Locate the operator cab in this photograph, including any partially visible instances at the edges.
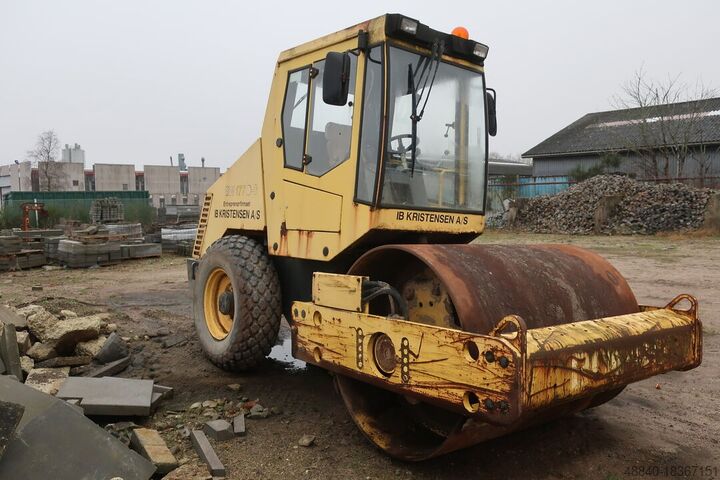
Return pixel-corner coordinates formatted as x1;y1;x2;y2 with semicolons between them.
323;14;497;214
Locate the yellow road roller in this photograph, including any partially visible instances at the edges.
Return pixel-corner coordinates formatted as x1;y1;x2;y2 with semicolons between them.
188;14;702;460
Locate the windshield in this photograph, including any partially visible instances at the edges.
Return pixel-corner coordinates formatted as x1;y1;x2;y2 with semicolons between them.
381;46;486;212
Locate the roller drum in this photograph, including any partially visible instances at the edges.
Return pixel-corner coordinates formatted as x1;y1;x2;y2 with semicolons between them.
336;244;639;460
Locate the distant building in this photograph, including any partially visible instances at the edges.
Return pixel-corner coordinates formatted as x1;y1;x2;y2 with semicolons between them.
523;97;720;183
1;159;221;208
61;143;85;164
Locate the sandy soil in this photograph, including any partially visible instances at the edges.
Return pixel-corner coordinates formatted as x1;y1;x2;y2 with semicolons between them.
1;232;718;480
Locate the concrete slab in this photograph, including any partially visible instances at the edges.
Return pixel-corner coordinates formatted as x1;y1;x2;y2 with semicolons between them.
130;428;178;475
0;375;55;430
64;398;84;415
162;334;187;349
150;384;174;411
56;377;154;416
41;315;104;354
83;355;131;377
35;355;92;368
0;305;26;329
203;419;234;441
26;342;57;362
15;330;31;354
190;429;226;477
95;332;128;364
75;335;107;357
0;396;155;480
24;367;70;395
232;413;246;436
0;322;23;380
0;400;24;460
19;355;34;375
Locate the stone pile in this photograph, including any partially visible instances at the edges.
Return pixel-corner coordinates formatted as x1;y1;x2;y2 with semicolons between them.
0;304;130;393
501;175;715;235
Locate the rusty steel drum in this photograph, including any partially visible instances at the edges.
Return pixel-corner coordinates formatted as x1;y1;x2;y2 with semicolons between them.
336;243;639;460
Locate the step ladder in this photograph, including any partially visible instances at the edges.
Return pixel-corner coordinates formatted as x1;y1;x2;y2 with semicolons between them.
193;194;212;258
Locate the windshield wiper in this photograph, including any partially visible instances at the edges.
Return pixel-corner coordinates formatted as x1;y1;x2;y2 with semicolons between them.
407;64;418;176
406;40;445;176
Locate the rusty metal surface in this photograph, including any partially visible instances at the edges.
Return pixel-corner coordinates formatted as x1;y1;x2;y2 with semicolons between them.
330;244;698;460
291;303;524;422
297;295;701;460
525;295;702;409
348;244;640;334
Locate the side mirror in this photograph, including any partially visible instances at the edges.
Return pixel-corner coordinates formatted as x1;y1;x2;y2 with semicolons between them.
486;88;497;137
323;52;351;106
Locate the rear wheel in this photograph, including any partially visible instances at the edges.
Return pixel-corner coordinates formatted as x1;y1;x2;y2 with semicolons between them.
193;235;281;371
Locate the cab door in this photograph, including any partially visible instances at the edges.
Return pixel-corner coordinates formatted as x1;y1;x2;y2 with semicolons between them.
276;53;358;233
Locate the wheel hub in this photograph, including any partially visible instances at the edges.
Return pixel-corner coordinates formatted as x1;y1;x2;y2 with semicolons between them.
203;268;234;340
218;291;234;315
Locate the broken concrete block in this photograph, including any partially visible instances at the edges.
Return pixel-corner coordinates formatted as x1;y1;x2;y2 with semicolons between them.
25;307;59;341
150;384;173;411
83;355;131;377
162;462;212;480
19;356;34;375
15;330;31;354
130;428;178;475
190;429;226;477
36;355;92;368
41;315;105;354
26;342;58;361
0;306;27;329
152;384;173;399
203;419;234;441
0;322;23;380
232;413;246;436
162;334;187;349
248;403;269;419
24;367;70;395
0;400;24;460
298;434;315;447
95;332;128;364
101;323;118;334
0;376;155;480
75;335;107;357
56;377;154;416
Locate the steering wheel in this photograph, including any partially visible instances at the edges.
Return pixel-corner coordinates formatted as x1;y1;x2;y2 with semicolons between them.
388;134;417;155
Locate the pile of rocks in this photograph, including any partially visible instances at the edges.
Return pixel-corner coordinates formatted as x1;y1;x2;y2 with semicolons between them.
0;304;129;393
499;175;715;235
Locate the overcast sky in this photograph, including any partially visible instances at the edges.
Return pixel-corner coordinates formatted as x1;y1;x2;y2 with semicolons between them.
1;0;718;170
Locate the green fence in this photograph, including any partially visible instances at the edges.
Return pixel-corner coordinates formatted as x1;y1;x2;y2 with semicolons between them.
0;191;154;229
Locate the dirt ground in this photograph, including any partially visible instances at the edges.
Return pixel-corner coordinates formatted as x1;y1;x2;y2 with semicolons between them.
1;231;718;480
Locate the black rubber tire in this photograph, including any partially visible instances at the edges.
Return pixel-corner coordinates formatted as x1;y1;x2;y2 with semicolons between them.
193;235;281;371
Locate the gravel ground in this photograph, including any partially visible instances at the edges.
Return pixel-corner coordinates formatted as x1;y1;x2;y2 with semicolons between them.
1;232;718;480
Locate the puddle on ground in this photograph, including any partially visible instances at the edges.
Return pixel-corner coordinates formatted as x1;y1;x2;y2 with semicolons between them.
268;321;306;370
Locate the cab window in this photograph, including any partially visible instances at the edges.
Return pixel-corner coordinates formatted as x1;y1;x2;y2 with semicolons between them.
281;68;310;170
305;55;357;176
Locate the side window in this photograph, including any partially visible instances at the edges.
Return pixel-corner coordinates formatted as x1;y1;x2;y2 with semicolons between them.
282;68;310;170
356;46;383;203
305;55;357;176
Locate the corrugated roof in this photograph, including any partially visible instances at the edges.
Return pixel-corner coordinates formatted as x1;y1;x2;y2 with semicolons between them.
523;97;720;158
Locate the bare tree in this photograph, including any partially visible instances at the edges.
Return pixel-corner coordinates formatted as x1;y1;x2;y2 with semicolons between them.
612;68;717;180
26;130;66;191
